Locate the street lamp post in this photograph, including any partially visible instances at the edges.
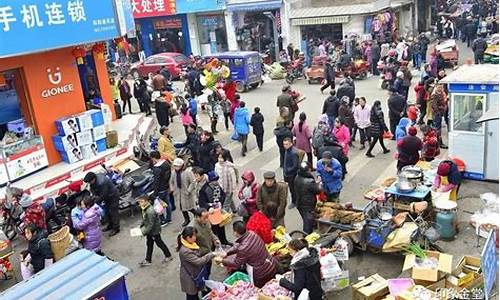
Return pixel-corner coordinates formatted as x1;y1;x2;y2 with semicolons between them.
264;11;280;63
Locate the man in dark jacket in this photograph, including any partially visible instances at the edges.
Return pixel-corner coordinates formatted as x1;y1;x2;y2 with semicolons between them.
137;195;173;267
276;85;294;121
294;162;321;234
25;224;54;274
83;171;121;236
274;120;293;168
387;88;406;138
464;20;478;48
150;151;172;225
133;76;151;115
257;171;288;228
320;59;336;94
371;41;381;75
181;124;200;165
418;34;430;62
336;79;355;106
250;107;265;151
198;131;216;172
472;34;488;64
283;137;299;209
322;90;340;126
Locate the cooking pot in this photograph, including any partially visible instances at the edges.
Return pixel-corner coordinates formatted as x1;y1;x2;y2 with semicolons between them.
400;165;424;184
395;180;416;193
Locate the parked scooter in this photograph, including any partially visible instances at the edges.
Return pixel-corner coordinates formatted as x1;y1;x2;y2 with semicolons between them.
101;164;132;197
285;57;306;84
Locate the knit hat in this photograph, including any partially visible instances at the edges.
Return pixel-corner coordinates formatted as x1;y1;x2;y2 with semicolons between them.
322;151;333;159
173;158;184;167
207;170;219;181
408;126;417;136
437;162;451;176
68;180;83;192
19;195;33;208
263;171;276;179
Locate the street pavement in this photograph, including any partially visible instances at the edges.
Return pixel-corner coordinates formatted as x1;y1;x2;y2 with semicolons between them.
1;41;498;299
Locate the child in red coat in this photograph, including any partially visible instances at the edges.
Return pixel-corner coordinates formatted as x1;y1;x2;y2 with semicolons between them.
421;125;440;161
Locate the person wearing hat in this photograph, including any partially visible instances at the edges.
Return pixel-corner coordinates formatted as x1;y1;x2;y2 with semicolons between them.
20;195;47;231
393;71;406;99
276;85;294;122
294;162;321;234
198;170;231;245
396;126;422;171
257;171;288;228
433;160;461;201
387;86;406;138
83;171;121;236
320;58;336;94
316;151;343;201
169;158;197;227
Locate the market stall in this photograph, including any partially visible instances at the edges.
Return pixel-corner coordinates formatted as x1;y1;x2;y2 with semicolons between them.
0;249;130;300
441;64;499;181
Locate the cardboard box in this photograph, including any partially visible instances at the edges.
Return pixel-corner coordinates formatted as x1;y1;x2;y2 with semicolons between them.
75;113;93;131
402;251;453;282
76;130;94;145
92;125;106;141
95;138;107;152
450;256;483;290
55;116;80;136
87;109;105;126
352;274;389;300
397;285;439;300
52;134;78;152
80;143;99;159
58;148;83;164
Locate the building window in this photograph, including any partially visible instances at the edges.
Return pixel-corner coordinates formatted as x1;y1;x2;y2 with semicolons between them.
196;14;228;55
452;94;484;133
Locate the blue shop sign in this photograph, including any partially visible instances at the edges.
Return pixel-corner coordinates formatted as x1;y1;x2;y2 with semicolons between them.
449;83;499;93
91;277;130;300
176;0;225;14
0;0;123;58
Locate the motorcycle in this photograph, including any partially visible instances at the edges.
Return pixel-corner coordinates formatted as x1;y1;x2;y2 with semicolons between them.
129;169;155;200
285;58;306;84
101;164;132;198
377;60;396;90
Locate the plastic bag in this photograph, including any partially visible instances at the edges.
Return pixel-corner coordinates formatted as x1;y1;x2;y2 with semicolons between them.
231;130;240;141
298;289;310;300
154;198;166;215
204;280;225;292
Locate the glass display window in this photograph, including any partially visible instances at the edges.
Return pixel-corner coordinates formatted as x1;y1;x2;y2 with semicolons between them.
451;94;485;133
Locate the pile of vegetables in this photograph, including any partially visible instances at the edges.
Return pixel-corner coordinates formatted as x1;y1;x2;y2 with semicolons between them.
316;202;365;224
402;243;427;259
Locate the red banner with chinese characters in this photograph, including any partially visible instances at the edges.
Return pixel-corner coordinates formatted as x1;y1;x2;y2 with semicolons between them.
132;0;176;19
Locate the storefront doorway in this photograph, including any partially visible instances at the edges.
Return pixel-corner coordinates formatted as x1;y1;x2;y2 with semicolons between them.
77;54;102;110
0;69;33;139
235;11;278;53
196;14;228;55
301;24;343;42
152;18;186;54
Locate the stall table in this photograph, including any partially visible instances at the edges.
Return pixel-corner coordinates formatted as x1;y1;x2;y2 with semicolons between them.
385;183;431;212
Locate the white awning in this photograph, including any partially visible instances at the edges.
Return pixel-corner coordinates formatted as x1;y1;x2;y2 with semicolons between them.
291;15;350;26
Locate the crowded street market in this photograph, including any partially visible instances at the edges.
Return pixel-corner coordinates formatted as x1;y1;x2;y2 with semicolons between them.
0;0;498;299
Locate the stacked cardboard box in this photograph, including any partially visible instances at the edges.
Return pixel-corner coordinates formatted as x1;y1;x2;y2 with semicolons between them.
52;110;107;164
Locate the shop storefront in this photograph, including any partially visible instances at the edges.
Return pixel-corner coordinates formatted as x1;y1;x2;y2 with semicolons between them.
132;0;192;57
0;0;133;179
177;0;227;56
226;0;283;55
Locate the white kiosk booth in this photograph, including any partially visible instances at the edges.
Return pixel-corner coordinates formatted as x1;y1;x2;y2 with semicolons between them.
441;64;499;181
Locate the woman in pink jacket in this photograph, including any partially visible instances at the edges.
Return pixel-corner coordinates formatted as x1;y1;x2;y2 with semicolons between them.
292;112;313;166
333;117;351;156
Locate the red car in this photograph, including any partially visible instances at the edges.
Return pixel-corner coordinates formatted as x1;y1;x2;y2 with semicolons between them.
130;52;188;79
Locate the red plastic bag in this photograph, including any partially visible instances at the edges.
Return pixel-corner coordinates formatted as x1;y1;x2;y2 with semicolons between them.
317;191;327;202
382;131;393;139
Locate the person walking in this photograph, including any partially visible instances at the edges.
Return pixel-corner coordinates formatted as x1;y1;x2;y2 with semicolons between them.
322;90;340;127
431;84;448;149
472;34;488;64
178;226;216;300
215;151;237;213
294;162;321;234
277;85;294;122
320;59;336;93
353;97;371;149
415;79;428;125
119;77;133;114
133;76;152;115
180;105;194;135
190;208;220;281
137;196;173;267
218;222;277;288
73;196;103;253
83;172;121;236
158;126;176;162
333;117;351;156
257;171;288;227
387;88;406;138
250;107;265;152
180;124;200;166
316;151;343;201
278;239;324;300
155;91;171;127
199;131;216;173
198;171;231;246
169;158;197;227
283;137;300;209
397;126;423;171
274;120;293;168
292;112;313;166
366;100;390;157
238;170;259;222
150;151;172;225
371;41;381;75
233;101;251;156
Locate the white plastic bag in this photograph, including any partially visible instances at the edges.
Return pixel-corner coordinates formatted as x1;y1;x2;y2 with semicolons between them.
154;198;166;215
297;289;310;300
204;280;225;292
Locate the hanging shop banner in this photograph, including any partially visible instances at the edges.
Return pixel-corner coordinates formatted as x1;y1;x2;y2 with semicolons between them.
132;0;176;18
0;0;125;58
115;0;136;37
175;0;225;14
153;18;182;29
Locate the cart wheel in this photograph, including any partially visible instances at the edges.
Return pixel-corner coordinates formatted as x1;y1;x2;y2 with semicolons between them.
236;82;247;93
381;80;389;90
250;83;260;89
308;79;313;84
289;230;308;240
359;71;367;79
285;74;294;84
344;236;355;255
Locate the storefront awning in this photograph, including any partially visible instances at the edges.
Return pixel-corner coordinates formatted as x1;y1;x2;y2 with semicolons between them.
291;16;350;26
226;0;282;12
289;0;393;19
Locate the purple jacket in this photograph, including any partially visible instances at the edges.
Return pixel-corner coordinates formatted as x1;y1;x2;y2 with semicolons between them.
74;204;103;252
292;122;312;153
364;46;373;63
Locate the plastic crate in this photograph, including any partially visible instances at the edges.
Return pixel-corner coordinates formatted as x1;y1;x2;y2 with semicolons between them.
223;271;250;286
95;138;107;152
87;109;104;127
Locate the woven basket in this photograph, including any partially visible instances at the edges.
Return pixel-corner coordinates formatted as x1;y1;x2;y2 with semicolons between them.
48;226;71;261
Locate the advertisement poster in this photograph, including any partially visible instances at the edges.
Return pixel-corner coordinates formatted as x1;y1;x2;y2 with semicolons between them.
0;157;8;185
4;143;49;181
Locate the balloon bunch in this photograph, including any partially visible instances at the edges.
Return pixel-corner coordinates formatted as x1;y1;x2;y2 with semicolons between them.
199;58;231;90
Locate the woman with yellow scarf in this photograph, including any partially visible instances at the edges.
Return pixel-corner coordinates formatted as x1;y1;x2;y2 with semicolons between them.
178;226;216;300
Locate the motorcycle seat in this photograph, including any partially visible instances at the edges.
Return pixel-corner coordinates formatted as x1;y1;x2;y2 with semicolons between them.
131;175;150;187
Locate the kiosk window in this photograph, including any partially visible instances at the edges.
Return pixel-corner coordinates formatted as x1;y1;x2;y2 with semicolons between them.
452;94;484;132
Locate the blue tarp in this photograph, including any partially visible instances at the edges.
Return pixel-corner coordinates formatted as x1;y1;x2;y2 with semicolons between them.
0;249;130;300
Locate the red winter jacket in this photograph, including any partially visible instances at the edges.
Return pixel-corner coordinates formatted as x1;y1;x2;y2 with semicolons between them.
223;81;237;103
23;203;46;230
238;171;259;215
246;211;273;244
